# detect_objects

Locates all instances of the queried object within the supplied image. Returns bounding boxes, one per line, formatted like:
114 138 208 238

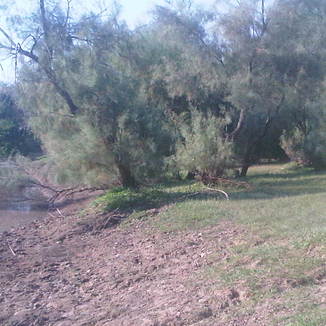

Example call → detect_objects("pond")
0 186 48 232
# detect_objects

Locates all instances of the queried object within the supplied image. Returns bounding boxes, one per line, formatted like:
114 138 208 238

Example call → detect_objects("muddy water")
0 188 48 232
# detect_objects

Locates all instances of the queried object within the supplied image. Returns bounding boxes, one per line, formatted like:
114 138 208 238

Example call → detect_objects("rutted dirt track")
0 201 283 325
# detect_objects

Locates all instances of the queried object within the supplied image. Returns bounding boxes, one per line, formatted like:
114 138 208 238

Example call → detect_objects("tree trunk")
227 108 245 141
186 171 196 180
116 162 137 188
240 164 250 177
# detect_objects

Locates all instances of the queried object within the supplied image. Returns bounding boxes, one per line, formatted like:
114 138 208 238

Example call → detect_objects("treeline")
0 85 40 158
0 0 325 188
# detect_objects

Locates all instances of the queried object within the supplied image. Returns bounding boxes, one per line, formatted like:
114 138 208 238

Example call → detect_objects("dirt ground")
0 196 295 326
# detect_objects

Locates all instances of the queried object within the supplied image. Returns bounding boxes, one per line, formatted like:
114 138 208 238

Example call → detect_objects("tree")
151 0 287 176
0 85 40 158
1 1 175 187
1 0 325 190
274 0 326 169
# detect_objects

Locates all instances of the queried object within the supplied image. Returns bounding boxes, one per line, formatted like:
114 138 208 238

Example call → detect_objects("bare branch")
261 0 266 29
6 240 16 256
70 35 93 45
204 186 230 200
40 0 49 42
64 0 72 29
227 108 245 140
0 26 16 48
16 44 39 62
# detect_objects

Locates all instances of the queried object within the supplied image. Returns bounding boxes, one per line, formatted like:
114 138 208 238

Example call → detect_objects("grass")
283 311 326 326
94 163 326 325
93 186 167 211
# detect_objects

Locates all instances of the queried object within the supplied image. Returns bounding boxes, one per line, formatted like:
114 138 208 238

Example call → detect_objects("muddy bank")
0 196 282 326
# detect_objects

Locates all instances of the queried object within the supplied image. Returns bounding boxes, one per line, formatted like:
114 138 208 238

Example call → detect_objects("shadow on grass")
99 190 227 214
247 170 325 181
233 170 326 199
82 169 326 230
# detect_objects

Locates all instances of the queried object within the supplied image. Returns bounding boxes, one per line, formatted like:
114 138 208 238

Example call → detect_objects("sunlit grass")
150 164 326 325
94 164 326 324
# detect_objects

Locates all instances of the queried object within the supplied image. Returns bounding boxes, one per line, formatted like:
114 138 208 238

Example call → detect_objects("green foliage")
0 160 28 195
304 118 326 170
280 128 308 165
173 110 233 177
15 13 176 187
0 88 40 158
2 0 326 186
281 116 326 170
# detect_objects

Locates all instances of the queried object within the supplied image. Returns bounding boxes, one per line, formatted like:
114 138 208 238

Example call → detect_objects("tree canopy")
0 0 325 187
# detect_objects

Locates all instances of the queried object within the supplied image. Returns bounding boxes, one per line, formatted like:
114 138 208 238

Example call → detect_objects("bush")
305 126 326 170
281 126 326 170
172 110 234 177
280 128 309 166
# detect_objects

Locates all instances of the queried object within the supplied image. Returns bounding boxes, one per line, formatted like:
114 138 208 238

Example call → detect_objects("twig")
204 187 230 200
48 186 106 206
56 208 65 218
7 240 16 256
0 26 17 47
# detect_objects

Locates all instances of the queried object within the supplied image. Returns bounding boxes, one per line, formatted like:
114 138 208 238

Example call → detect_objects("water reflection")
0 188 48 232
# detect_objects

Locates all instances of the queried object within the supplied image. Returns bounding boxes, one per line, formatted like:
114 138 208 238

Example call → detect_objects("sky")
0 0 217 83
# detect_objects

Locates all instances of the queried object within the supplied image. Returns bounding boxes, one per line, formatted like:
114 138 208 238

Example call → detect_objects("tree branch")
17 44 39 62
227 108 245 140
0 26 16 48
64 0 72 29
15 43 80 115
40 0 49 44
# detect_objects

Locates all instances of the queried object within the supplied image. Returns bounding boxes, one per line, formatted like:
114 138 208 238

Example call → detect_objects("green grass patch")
93 186 167 211
90 164 325 325
92 181 207 213
147 164 325 324
280 304 326 326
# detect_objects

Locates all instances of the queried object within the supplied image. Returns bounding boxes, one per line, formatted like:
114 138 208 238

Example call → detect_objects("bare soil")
0 196 301 326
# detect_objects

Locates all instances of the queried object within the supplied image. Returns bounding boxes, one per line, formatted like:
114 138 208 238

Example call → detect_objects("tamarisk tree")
0 1 173 187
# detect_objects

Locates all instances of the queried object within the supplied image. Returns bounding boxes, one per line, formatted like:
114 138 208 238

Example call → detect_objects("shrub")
280 128 309 166
281 125 326 170
173 110 234 177
305 126 326 170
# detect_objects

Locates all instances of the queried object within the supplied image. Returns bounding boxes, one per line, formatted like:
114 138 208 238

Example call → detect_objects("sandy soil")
0 197 290 326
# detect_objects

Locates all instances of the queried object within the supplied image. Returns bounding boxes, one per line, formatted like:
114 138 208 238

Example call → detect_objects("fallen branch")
204 186 230 200
56 208 65 218
7 240 16 256
28 180 58 193
48 186 107 206
197 174 252 190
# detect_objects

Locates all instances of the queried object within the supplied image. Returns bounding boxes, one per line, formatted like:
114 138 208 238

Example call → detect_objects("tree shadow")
230 171 326 200
49 169 326 233
247 170 324 181
89 170 326 217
